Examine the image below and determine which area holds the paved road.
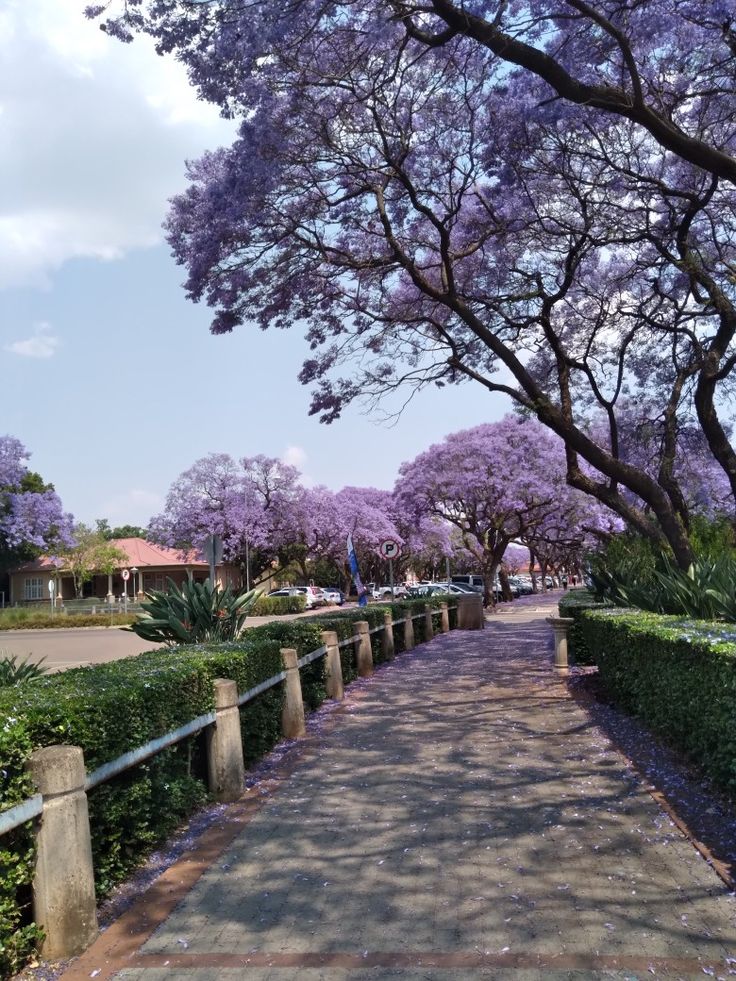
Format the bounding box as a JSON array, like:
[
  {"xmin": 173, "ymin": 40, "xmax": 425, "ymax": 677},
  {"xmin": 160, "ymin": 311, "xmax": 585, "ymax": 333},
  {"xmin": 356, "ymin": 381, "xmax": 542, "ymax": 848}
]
[
  {"xmin": 61, "ymin": 595, "xmax": 735, "ymax": 980},
  {"xmin": 0, "ymin": 608, "xmax": 347, "ymax": 672}
]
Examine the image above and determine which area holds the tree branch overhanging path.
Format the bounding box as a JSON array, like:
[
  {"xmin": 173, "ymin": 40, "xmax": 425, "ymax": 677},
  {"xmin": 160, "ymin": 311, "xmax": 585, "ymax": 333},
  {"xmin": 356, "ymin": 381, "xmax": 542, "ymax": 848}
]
[{"xmin": 88, "ymin": 0, "xmax": 736, "ymax": 567}]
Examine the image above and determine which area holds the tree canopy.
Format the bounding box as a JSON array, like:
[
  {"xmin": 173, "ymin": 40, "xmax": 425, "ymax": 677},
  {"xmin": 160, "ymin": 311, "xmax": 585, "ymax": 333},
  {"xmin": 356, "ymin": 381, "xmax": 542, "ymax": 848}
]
[
  {"xmin": 87, "ymin": 0, "xmax": 736, "ymax": 566},
  {"xmin": 0, "ymin": 435, "xmax": 72, "ymax": 570}
]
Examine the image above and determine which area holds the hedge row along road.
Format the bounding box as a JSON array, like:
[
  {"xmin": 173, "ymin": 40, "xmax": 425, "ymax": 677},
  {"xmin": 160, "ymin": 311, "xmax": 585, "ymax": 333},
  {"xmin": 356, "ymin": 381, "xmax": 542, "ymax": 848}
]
[{"xmin": 0, "ymin": 610, "xmax": 340, "ymax": 672}]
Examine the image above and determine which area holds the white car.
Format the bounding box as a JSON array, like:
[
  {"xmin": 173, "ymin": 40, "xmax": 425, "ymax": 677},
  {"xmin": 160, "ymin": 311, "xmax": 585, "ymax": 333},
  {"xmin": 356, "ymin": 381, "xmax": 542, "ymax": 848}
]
[
  {"xmin": 268, "ymin": 586, "xmax": 325, "ymax": 608},
  {"xmin": 320, "ymin": 587, "xmax": 345, "ymax": 605}
]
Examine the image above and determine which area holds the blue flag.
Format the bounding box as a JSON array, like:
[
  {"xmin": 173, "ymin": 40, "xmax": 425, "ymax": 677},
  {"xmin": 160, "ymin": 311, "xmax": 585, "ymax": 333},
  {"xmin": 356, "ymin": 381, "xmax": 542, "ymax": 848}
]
[{"xmin": 347, "ymin": 533, "xmax": 368, "ymax": 607}]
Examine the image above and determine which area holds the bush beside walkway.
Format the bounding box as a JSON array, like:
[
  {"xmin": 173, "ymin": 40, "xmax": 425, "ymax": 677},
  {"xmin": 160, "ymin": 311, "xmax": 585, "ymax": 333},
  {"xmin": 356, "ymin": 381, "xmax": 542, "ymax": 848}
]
[
  {"xmin": 59, "ymin": 596, "xmax": 735, "ymax": 981},
  {"xmin": 0, "ymin": 597, "xmax": 453, "ymax": 976},
  {"xmin": 580, "ymin": 608, "xmax": 736, "ymax": 795}
]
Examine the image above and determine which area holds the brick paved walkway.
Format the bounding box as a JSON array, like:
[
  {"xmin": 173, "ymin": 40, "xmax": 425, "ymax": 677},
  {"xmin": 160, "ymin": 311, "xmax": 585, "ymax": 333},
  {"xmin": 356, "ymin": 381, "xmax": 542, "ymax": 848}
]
[{"xmin": 64, "ymin": 596, "xmax": 735, "ymax": 980}]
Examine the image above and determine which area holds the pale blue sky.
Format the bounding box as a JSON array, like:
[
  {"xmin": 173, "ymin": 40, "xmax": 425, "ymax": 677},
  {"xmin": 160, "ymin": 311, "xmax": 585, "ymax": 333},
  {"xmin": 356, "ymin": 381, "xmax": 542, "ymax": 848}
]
[{"xmin": 0, "ymin": 0, "xmax": 506, "ymax": 528}]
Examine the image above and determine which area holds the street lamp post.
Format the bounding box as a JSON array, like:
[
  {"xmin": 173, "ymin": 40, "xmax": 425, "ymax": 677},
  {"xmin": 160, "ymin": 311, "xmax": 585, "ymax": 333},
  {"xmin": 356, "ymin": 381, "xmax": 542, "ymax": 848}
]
[{"xmin": 131, "ymin": 567, "xmax": 139, "ymax": 602}]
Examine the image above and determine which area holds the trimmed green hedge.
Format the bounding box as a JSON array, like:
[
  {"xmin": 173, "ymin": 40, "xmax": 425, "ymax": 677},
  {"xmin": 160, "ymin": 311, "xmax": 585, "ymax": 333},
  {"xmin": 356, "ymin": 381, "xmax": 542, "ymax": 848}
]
[
  {"xmin": 580, "ymin": 609, "xmax": 736, "ymax": 793},
  {"xmin": 557, "ymin": 589, "xmax": 612, "ymax": 665},
  {"xmin": 249, "ymin": 594, "xmax": 306, "ymax": 616},
  {"xmin": 0, "ymin": 596, "xmax": 454, "ymax": 975},
  {"xmin": 0, "ymin": 612, "xmax": 138, "ymax": 631}
]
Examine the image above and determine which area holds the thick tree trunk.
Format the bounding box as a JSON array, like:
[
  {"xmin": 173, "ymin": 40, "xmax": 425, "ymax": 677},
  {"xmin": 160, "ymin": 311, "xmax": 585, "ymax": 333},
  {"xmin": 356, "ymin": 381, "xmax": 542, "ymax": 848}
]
[
  {"xmin": 528, "ymin": 550, "xmax": 538, "ymax": 593},
  {"xmin": 498, "ymin": 567, "xmax": 514, "ymax": 602}
]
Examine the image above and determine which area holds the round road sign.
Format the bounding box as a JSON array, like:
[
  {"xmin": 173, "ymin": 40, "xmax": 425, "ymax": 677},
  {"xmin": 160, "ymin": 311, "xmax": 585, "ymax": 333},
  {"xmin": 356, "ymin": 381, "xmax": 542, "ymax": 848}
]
[
  {"xmin": 121, "ymin": 569, "xmax": 130, "ymax": 581},
  {"xmin": 379, "ymin": 539, "xmax": 401, "ymax": 560}
]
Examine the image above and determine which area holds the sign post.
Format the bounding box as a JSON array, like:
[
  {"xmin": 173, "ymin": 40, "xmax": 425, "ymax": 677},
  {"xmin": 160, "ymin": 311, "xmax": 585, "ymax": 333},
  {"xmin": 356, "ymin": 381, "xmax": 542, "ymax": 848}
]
[
  {"xmin": 204, "ymin": 535, "xmax": 224, "ymax": 587},
  {"xmin": 121, "ymin": 568, "xmax": 130, "ymax": 614},
  {"xmin": 48, "ymin": 578, "xmax": 55, "ymax": 615},
  {"xmin": 379, "ymin": 540, "xmax": 402, "ymax": 599}
]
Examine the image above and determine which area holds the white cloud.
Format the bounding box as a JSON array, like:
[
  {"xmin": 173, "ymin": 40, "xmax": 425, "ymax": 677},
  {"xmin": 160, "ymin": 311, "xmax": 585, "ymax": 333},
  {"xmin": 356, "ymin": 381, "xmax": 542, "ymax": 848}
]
[
  {"xmin": 0, "ymin": 0, "xmax": 234, "ymax": 289},
  {"xmin": 282, "ymin": 445, "xmax": 308, "ymax": 470},
  {"xmin": 281, "ymin": 445, "xmax": 315, "ymax": 487},
  {"xmin": 5, "ymin": 321, "xmax": 59, "ymax": 358}
]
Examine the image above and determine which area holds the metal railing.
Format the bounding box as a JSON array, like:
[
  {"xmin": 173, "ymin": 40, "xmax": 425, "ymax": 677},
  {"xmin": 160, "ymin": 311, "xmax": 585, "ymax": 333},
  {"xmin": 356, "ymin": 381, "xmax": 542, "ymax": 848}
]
[{"xmin": 0, "ymin": 606, "xmax": 455, "ymax": 839}]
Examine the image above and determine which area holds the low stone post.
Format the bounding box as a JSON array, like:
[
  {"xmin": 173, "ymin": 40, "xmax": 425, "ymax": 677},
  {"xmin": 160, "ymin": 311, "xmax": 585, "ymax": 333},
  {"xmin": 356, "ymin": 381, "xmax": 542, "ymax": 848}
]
[
  {"xmin": 546, "ymin": 616, "xmax": 574, "ymax": 670},
  {"xmin": 354, "ymin": 620, "xmax": 374, "ymax": 677},
  {"xmin": 321, "ymin": 630, "xmax": 344, "ymax": 700},
  {"xmin": 281, "ymin": 648, "xmax": 306, "ymax": 738},
  {"xmin": 456, "ymin": 593, "xmax": 485, "ymax": 630},
  {"xmin": 440, "ymin": 602, "xmax": 450, "ymax": 633},
  {"xmin": 206, "ymin": 679, "xmax": 245, "ymax": 802},
  {"xmin": 404, "ymin": 609, "xmax": 415, "ymax": 651},
  {"xmin": 424, "ymin": 604, "xmax": 434, "ymax": 641},
  {"xmin": 382, "ymin": 611, "xmax": 395, "ymax": 660},
  {"xmin": 28, "ymin": 746, "xmax": 98, "ymax": 959}
]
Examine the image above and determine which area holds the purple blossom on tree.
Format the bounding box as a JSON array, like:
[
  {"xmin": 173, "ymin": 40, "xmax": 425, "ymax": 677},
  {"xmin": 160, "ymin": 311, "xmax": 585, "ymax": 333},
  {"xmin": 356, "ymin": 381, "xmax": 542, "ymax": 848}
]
[
  {"xmin": 87, "ymin": 0, "xmax": 736, "ymax": 569},
  {"xmin": 0, "ymin": 435, "xmax": 73, "ymax": 559}
]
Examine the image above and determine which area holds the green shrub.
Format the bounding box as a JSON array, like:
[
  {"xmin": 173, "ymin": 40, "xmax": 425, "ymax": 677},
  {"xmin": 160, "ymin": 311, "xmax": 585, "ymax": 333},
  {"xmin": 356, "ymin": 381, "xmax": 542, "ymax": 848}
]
[
  {"xmin": 130, "ymin": 579, "xmax": 261, "ymax": 645},
  {"xmin": 0, "ymin": 718, "xmax": 43, "ymax": 977},
  {"xmin": 0, "ymin": 611, "xmax": 137, "ymax": 630},
  {"xmin": 0, "ymin": 596, "xmax": 457, "ymax": 970},
  {"xmin": 249, "ymin": 594, "xmax": 306, "ymax": 616},
  {"xmin": 0, "ymin": 655, "xmax": 48, "ymax": 688},
  {"xmin": 557, "ymin": 590, "xmax": 612, "ymax": 665},
  {"xmin": 580, "ymin": 609, "xmax": 736, "ymax": 792}
]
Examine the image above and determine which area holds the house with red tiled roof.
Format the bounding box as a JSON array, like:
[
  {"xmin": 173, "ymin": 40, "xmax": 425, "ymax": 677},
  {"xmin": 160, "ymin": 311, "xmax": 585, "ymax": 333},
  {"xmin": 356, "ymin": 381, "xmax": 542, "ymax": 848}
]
[{"xmin": 9, "ymin": 538, "xmax": 241, "ymax": 605}]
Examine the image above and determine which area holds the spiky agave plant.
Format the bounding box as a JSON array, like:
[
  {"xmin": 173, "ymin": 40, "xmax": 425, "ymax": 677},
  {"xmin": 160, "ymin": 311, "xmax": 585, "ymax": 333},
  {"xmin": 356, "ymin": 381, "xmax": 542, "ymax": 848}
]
[
  {"xmin": 0, "ymin": 653, "xmax": 48, "ymax": 687},
  {"xmin": 129, "ymin": 578, "xmax": 262, "ymax": 645}
]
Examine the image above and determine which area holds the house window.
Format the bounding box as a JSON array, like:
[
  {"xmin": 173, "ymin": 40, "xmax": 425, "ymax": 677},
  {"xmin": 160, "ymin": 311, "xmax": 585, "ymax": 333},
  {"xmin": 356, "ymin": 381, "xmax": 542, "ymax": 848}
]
[{"xmin": 24, "ymin": 577, "xmax": 44, "ymax": 600}]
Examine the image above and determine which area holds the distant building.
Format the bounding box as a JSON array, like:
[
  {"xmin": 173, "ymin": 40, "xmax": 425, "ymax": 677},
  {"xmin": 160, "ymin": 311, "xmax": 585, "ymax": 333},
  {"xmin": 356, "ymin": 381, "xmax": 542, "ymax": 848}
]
[{"xmin": 9, "ymin": 537, "xmax": 241, "ymax": 604}]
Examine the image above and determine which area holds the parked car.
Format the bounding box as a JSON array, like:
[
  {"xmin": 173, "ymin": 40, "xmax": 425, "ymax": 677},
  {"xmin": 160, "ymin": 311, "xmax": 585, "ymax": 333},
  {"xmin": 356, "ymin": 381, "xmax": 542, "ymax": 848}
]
[
  {"xmin": 450, "ymin": 574, "xmax": 484, "ymax": 593},
  {"xmin": 267, "ymin": 586, "xmax": 326, "ymax": 608},
  {"xmin": 321, "ymin": 586, "xmax": 345, "ymax": 606},
  {"xmin": 371, "ymin": 585, "xmax": 407, "ymax": 600},
  {"xmin": 508, "ymin": 576, "xmax": 534, "ymax": 596}
]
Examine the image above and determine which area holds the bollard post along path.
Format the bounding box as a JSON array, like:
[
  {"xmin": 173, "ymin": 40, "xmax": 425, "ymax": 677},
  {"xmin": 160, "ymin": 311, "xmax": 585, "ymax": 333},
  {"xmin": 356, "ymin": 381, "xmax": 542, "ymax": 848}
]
[{"xmin": 57, "ymin": 592, "xmax": 735, "ymax": 981}]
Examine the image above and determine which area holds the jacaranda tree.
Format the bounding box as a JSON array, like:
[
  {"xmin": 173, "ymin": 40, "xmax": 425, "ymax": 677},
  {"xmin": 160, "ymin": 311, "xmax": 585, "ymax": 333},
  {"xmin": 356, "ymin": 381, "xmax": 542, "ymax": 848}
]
[
  {"xmin": 0, "ymin": 435, "xmax": 72, "ymax": 572},
  {"xmin": 88, "ymin": 0, "xmax": 736, "ymax": 567},
  {"xmin": 394, "ymin": 415, "xmax": 614, "ymax": 603}
]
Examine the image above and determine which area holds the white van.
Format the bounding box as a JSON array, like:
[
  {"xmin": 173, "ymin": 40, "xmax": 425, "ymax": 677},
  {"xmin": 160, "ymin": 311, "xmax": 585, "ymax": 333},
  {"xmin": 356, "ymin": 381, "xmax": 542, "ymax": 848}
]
[{"xmin": 450, "ymin": 574, "xmax": 484, "ymax": 593}]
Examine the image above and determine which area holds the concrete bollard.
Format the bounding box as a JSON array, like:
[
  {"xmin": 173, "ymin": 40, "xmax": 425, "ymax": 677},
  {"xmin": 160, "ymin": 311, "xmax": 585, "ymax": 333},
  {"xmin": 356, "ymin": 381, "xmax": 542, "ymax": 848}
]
[
  {"xmin": 354, "ymin": 620, "xmax": 374, "ymax": 677},
  {"xmin": 321, "ymin": 630, "xmax": 344, "ymax": 700},
  {"xmin": 382, "ymin": 611, "xmax": 395, "ymax": 660},
  {"xmin": 206, "ymin": 679, "xmax": 245, "ymax": 802},
  {"xmin": 424, "ymin": 604, "xmax": 434, "ymax": 641},
  {"xmin": 456, "ymin": 593, "xmax": 485, "ymax": 629},
  {"xmin": 440, "ymin": 602, "xmax": 450, "ymax": 633},
  {"xmin": 547, "ymin": 616, "xmax": 574, "ymax": 670},
  {"xmin": 281, "ymin": 648, "xmax": 306, "ymax": 738},
  {"xmin": 404, "ymin": 609, "xmax": 415, "ymax": 651},
  {"xmin": 28, "ymin": 745, "xmax": 98, "ymax": 959}
]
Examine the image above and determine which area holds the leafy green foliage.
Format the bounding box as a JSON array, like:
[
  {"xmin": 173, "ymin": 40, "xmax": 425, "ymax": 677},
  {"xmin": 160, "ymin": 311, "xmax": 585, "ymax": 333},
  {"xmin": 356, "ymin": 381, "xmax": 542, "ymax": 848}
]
[
  {"xmin": 587, "ymin": 523, "xmax": 736, "ymax": 621},
  {"xmin": 580, "ymin": 609, "xmax": 736, "ymax": 793},
  {"xmin": 0, "ymin": 654, "xmax": 47, "ymax": 688},
  {"xmin": 55, "ymin": 523, "xmax": 128, "ymax": 599},
  {"xmin": 0, "ymin": 717, "xmax": 43, "ymax": 976},
  {"xmin": 557, "ymin": 590, "xmax": 612, "ymax": 666},
  {"xmin": 0, "ymin": 610, "xmax": 137, "ymax": 630},
  {"xmin": 131, "ymin": 578, "xmax": 261, "ymax": 644},
  {"xmin": 589, "ymin": 552, "xmax": 736, "ymax": 621},
  {"xmin": 689, "ymin": 514, "xmax": 736, "ymax": 562},
  {"xmin": 0, "ymin": 596, "xmax": 456, "ymax": 971},
  {"xmin": 249, "ymin": 594, "xmax": 306, "ymax": 616}
]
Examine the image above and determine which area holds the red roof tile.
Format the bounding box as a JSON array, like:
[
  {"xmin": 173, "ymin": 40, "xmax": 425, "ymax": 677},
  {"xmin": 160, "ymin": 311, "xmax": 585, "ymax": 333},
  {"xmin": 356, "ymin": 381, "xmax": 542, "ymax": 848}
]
[{"xmin": 13, "ymin": 538, "xmax": 211, "ymax": 573}]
